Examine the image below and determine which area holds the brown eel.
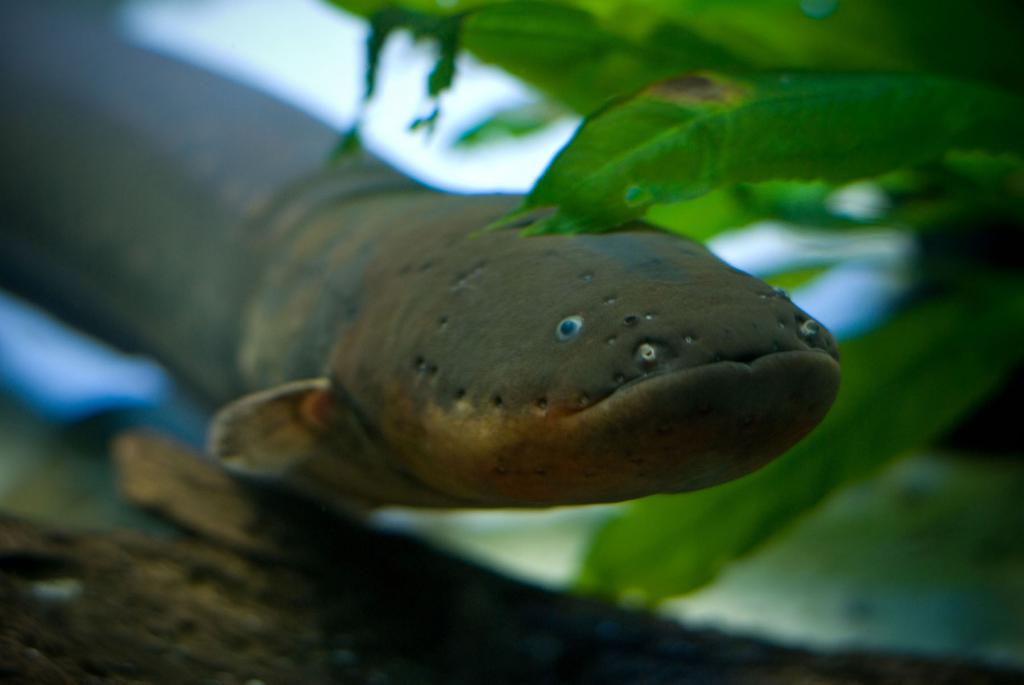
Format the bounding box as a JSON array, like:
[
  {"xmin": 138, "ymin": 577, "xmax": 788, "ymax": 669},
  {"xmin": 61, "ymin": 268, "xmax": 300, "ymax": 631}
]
[{"xmin": 0, "ymin": 2, "xmax": 840, "ymax": 509}]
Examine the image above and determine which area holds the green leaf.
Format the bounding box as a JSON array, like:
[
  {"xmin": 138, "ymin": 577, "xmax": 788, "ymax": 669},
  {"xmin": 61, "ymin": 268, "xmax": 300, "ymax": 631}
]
[
  {"xmin": 635, "ymin": 0, "xmax": 1024, "ymax": 94},
  {"xmin": 330, "ymin": 0, "xmax": 751, "ymax": 115},
  {"xmin": 765, "ymin": 266, "xmax": 830, "ymax": 293},
  {"xmin": 643, "ymin": 187, "xmax": 754, "ymax": 241},
  {"xmin": 328, "ymin": 0, "xmax": 1024, "ymax": 118},
  {"xmin": 330, "ymin": 126, "xmax": 364, "ymax": 161},
  {"xmin": 576, "ymin": 276, "xmax": 1024, "ymax": 602},
  {"xmin": 451, "ymin": 101, "xmax": 568, "ymax": 149},
  {"xmin": 503, "ymin": 72, "xmax": 1024, "ymax": 235},
  {"xmin": 360, "ymin": 7, "xmax": 464, "ymax": 133},
  {"xmin": 363, "ymin": 8, "xmax": 411, "ymax": 101},
  {"xmin": 460, "ymin": 2, "xmax": 746, "ymax": 113},
  {"xmin": 905, "ymin": 154, "xmax": 1024, "ymax": 228},
  {"xmin": 645, "ymin": 180, "xmax": 856, "ymax": 243},
  {"xmin": 734, "ymin": 180, "xmax": 837, "ymax": 226}
]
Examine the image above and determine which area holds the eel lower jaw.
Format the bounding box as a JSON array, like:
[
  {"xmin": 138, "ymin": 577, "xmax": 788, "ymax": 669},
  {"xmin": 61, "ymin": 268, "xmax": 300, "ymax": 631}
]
[{"xmin": 571, "ymin": 348, "xmax": 840, "ymax": 496}]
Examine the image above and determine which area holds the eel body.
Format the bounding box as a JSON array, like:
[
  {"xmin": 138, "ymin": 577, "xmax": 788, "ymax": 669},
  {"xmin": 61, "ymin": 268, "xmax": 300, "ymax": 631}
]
[{"xmin": 0, "ymin": 2, "xmax": 840, "ymax": 508}]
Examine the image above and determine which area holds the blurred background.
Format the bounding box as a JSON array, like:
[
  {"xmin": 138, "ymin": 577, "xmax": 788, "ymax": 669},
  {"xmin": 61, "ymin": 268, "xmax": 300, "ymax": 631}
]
[{"xmin": 1, "ymin": 0, "xmax": 1021, "ymax": 668}]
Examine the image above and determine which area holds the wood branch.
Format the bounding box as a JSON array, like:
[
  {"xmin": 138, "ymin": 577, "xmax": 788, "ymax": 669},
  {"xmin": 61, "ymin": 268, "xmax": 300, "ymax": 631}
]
[{"xmin": 0, "ymin": 434, "xmax": 1020, "ymax": 684}]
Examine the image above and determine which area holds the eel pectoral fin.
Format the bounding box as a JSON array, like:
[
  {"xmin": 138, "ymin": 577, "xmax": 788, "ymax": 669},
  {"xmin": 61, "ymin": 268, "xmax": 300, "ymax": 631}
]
[
  {"xmin": 209, "ymin": 380, "xmax": 475, "ymax": 509},
  {"xmin": 208, "ymin": 378, "xmax": 342, "ymax": 478}
]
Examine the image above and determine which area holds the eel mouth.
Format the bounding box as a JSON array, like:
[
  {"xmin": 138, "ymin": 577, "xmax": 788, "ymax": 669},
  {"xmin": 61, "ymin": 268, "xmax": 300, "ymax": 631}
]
[
  {"xmin": 560, "ymin": 348, "xmax": 841, "ymax": 497},
  {"xmin": 452, "ymin": 348, "xmax": 842, "ymax": 506},
  {"xmin": 578, "ymin": 347, "xmax": 841, "ymax": 416},
  {"xmin": 402, "ymin": 348, "xmax": 841, "ymax": 507}
]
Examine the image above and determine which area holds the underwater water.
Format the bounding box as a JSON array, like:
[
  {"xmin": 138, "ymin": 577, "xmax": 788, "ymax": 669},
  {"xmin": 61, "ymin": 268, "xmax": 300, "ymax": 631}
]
[
  {"xmin": 2, "ymin": 0, "xmax": 1021, "ymax": 674},
  {"xmin": 2, "ymin": 274, "xmax": 1020, "ymax": 666}
]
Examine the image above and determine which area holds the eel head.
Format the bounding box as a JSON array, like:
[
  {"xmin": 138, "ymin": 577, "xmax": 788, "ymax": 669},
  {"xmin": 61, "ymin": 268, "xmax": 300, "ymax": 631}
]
[{"xmin": 212, "ymin": 225, "xmax": 840, "ymax": 509}]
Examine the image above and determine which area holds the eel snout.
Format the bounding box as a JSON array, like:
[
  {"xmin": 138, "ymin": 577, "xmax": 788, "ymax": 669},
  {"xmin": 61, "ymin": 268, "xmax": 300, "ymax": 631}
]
[
  {"xmin": 409, "ymin": 343, "xmax": 840, "ymax": 507},
  {"xmin": 582, "ymin": 348, "xmax": 841, "ymax": 496},
  {"xmin": 534, "ymin": 289, "xmax": 842, "ymax": 504},
  {"xmin": 611, "ymin": 304, "xmax": 839, "ymax": 400}
]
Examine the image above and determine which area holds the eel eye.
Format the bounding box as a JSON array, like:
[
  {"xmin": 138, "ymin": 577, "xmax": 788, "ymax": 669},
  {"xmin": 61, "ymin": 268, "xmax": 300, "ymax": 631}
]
[{"xmin": 556, "ymin": 315, "xmax": 584, "ymax": 341}]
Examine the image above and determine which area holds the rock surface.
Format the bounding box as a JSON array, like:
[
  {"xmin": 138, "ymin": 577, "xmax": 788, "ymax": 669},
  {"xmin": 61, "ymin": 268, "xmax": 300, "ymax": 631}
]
[{"xmin": 0, "ymin": 434, "xmax": 1021, "ymax": 684}]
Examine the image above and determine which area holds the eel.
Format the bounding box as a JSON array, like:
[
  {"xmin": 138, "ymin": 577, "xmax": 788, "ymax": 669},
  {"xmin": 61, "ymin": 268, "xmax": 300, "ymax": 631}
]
[{"xmin": 0, "ymin": 2, "xmax": 840, "ymax": 509}]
